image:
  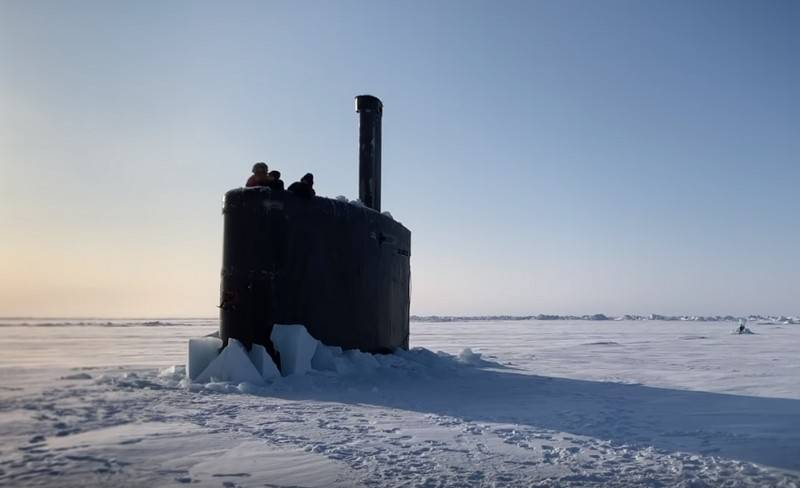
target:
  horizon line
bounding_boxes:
[1,313,797,321]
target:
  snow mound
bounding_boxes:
[195,338,264,385]
[271,324,320,376]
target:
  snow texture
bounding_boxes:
[1,319,799,487]
[187,336,222,380]
[270,324,319,376]
[194,338,263,385]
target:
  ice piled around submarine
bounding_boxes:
[270,324,319,376]
[195,338,264,384]
[188,324,327,383]
[188,323,493,385]
[249,343,281,379]
[187,337,223,380]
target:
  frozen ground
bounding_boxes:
[0,319,798,487]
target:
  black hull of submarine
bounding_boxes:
[220,187,411,354]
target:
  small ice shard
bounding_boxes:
[188,337,223,380]
[248,343,281,379]
[195,338,264,385]
[158,365,185,379]
[270,324,319,376]
[457,348,483,365]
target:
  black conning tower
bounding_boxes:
[357,95,382,212]
[219,96,411,354]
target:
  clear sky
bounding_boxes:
[1,0,798,318]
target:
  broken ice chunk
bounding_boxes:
[188,337,223,380]
[195,338,264,385]
[311,344,338,372]
[270,324,319,376]
[344,349,380,371]
[249,343,281,380]
[457,348,483,365]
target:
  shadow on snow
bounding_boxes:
[260,355,800,472]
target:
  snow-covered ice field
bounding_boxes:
[1,319,798,487]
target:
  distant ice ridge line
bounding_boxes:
[0,319,218,328]
[3,314,798,328]
[411,314,800,324]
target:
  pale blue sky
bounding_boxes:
[1,0,798,317]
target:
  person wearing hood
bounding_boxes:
[267,170,284,191]
[246,162,272,187]
[288,173,315,198]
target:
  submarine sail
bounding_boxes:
[219,96,411,354]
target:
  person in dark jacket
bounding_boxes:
[268,170,285,191]
[246,162,272,187]
[288,173,315,198]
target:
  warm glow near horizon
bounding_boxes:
[1,1,798,318]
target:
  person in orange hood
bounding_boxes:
[246,162,272,187]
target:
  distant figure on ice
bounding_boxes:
[268,170,285,191]
[246,162,272,187]
[735,320,753,334]
[288,173,315,198]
